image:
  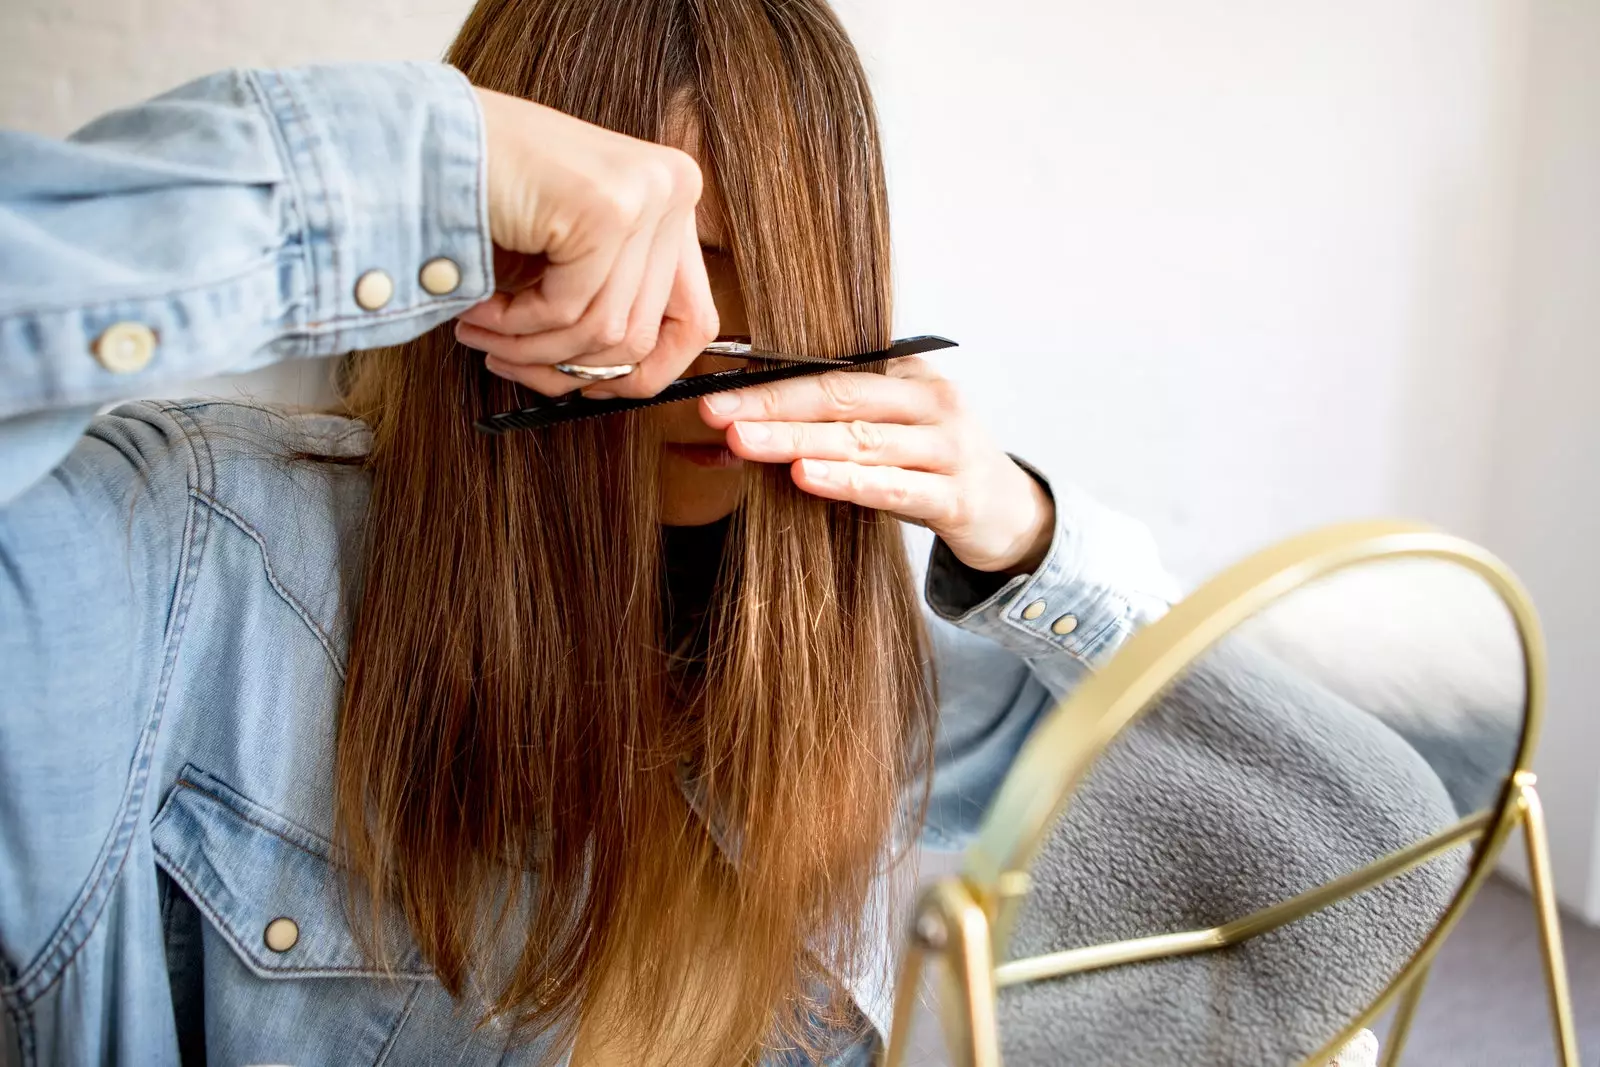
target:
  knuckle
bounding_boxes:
[658,146,704,203]
[747,383,781,418]
[638,158,674,207]
[522,368,580,398]
[892,355,929,378]
[546,298,586,330]
[625,327,659,360]
[818,371,861,411]
[840,465,864,496]
[592,315,629,348]
[695,305,721,346]
[846,420,884,457]
[598,189,639,228]
[628,362,674,397]
[943,490,972,529]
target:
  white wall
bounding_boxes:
[1480,0,1600,919]
[863,0,1530,582]
[5,0,1597,915]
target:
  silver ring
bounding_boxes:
[552,362,636,382]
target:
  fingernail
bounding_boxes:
[585,389,616,400]
[801,458,831,481]
[735,422,770,444]
[705,393,741,416]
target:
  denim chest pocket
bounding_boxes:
[150,766,450,1064]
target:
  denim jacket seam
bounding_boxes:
[189,489,349,680]
[0,251,284,320]
[259,68,344,353]
[1014,625,1095,668]
[155,772,337,863]
[373,982,428,1065]
[11,407,215,1006]
[458,64,494,294]
[0,987,35,1066]
[285,293,483,335]
[1074,600,1133,661]
[241,68,314,337]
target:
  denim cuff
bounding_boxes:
[252,62,493,354]
[925,456,1178,669]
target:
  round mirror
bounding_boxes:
[891,523,1543,1067]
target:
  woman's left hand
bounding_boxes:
[698,357,1055,574]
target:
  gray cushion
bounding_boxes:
[998,640,1465,1066]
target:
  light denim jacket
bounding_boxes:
[0,62,1179,1066]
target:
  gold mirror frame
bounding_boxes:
[883,521,1580,1067]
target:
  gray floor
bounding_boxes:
[904,875,1598,1066]
[1374,876,1599,1066]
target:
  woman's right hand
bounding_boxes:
[452,87,719,398]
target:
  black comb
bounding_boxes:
[474,335,957,434]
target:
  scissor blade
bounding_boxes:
[475,335,957,434]
[702,341,852,366]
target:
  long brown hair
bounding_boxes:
[332,0,933,1060]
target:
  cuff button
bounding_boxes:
[92,322,157,374]
[1021,599,1047,621]
[1051,614,1079,636]
[354,269,394,311]
[419,257,462,296]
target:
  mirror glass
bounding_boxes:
[993,556,1527,1067]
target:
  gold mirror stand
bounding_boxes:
[881,523,1581,1067]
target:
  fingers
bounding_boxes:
[883,355,940,380]
[790,459,962,527]
[728,420,958,473]
[461,216,716,398]
[467,89,715,395]
[456,222,655,365]
[620,213,718,397]
[698,362,958,429]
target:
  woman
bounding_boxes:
[0,0,1176,1063]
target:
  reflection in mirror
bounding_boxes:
[1235,558,1525,818]
[992,558,1529,1066]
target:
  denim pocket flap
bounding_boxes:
[151,765,433,981]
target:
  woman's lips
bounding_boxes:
[663,442,745,469]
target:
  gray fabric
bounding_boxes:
[997,640,1467,1067]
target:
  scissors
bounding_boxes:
[474,335,957,433]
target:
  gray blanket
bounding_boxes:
[997,640,1466,1066]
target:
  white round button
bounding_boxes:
[354,269,394,311]
[92,322,157,374]
[419,257,462,296]
[1021,599,1047,621]
[1051,614,1079,636]
[263,916,299,953]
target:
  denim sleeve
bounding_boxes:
[0,402,198,1023]
[0,62,492,504]
[920,463,1182,849]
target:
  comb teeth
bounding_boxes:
[473,335,957,435]
[475,389,691,432]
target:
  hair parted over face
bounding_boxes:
[332,1,934,1061]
